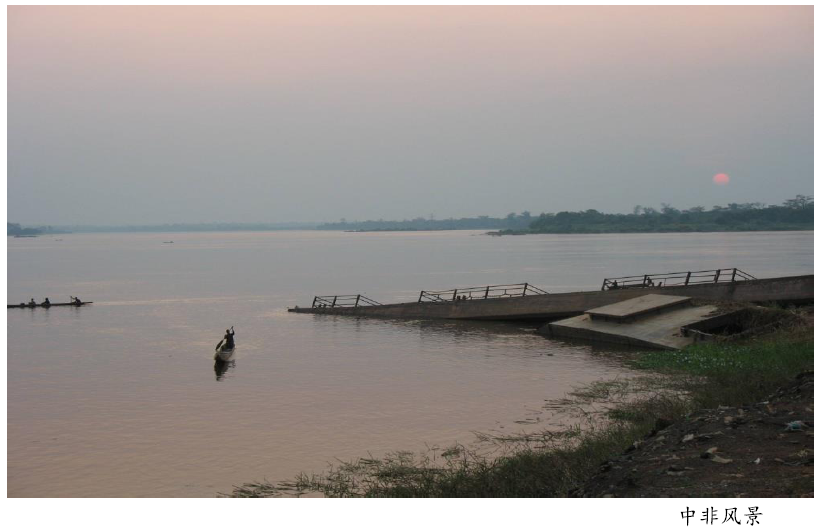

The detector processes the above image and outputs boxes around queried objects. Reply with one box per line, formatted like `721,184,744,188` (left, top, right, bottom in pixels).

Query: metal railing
312,294,382,308
601,268,756,291
418,282,548,303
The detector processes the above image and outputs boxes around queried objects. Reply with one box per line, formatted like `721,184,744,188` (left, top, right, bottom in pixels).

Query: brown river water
7,230,812,496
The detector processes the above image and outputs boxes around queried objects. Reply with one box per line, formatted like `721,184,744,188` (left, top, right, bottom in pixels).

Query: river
6,230,812,497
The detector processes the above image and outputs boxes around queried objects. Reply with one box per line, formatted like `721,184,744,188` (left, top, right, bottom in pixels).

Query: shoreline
228,306,813,498
487,226,814,236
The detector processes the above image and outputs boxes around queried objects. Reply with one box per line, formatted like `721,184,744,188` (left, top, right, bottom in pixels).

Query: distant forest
519,195,813,234
59,222,317,233
317,213,535,232
318,195,814,234
6,222,315,234
7,223,43,236
8,196,813,235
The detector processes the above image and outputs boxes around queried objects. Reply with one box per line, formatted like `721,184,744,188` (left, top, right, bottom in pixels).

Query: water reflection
312,313,646,366
412,318,539,338
214,358,235,381
316,314,539,340
214,347,236,381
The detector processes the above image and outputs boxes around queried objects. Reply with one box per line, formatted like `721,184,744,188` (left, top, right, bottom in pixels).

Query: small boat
8,301,93,309
214,345,235,362
214,326,235,361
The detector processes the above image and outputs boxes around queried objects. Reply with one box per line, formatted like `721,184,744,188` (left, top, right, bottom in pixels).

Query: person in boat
223,326,235,349
71,296,82,305
42,297,51,307
28,298,36,307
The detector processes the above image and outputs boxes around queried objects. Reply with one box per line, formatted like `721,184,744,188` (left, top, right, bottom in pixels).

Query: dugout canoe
7,301,93,309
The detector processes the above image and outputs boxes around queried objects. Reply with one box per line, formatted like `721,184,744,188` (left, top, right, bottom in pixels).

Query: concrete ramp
585,294,691,322
289,274,813,322
544,295,726,350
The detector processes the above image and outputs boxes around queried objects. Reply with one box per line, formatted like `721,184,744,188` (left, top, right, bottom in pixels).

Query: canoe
214,346,235,362
7,302,93,309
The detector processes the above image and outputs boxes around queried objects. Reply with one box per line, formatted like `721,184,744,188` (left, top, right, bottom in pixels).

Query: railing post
643,274,649,286
355,294,361,307
485,286,490,299
685,272,691,285
522,283,528,296
452,289,458,301
332,296,337,307
418,291,424,303
312,296,318,308
731,268,737,282
714,270,721,283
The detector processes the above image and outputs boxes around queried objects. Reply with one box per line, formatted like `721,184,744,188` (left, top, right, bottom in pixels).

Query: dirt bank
572,372,814,498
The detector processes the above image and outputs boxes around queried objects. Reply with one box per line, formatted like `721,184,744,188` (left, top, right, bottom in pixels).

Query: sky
6,5,814,225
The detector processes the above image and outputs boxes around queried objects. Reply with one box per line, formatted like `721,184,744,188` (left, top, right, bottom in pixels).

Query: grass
630,325,813,408
229,390,690,497
228,315,813,498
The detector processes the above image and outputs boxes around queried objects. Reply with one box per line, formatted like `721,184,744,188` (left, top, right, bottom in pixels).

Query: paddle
215,339,224,352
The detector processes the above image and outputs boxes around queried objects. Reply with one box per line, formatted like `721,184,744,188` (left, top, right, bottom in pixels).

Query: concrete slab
546,304,723,350
585,294,691,322
289,275,813,322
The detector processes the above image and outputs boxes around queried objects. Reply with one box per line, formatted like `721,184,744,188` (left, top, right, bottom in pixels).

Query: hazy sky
7,6,814,225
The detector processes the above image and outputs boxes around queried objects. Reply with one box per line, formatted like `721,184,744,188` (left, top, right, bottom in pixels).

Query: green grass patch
630,329,813,408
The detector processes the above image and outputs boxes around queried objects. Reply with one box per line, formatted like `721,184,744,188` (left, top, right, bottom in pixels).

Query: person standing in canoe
216,326,235,351
224,327,235,349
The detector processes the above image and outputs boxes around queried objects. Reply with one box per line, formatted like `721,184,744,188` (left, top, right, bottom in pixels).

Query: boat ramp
543,294,737,350
288,269,812,323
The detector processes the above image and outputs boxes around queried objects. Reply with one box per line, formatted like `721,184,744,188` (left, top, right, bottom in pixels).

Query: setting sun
713,173,730,185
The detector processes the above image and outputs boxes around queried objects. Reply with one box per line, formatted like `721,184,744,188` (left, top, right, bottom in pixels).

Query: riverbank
488,225,814,236
228,307,813,497
573,370,813,497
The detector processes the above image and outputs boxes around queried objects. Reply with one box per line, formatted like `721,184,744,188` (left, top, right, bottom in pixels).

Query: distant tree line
6,222,316,234
7,223,42,236
317,195,813,234
522,195,813,234
10,196,813,235
61,222,317,233
317,212,535,231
